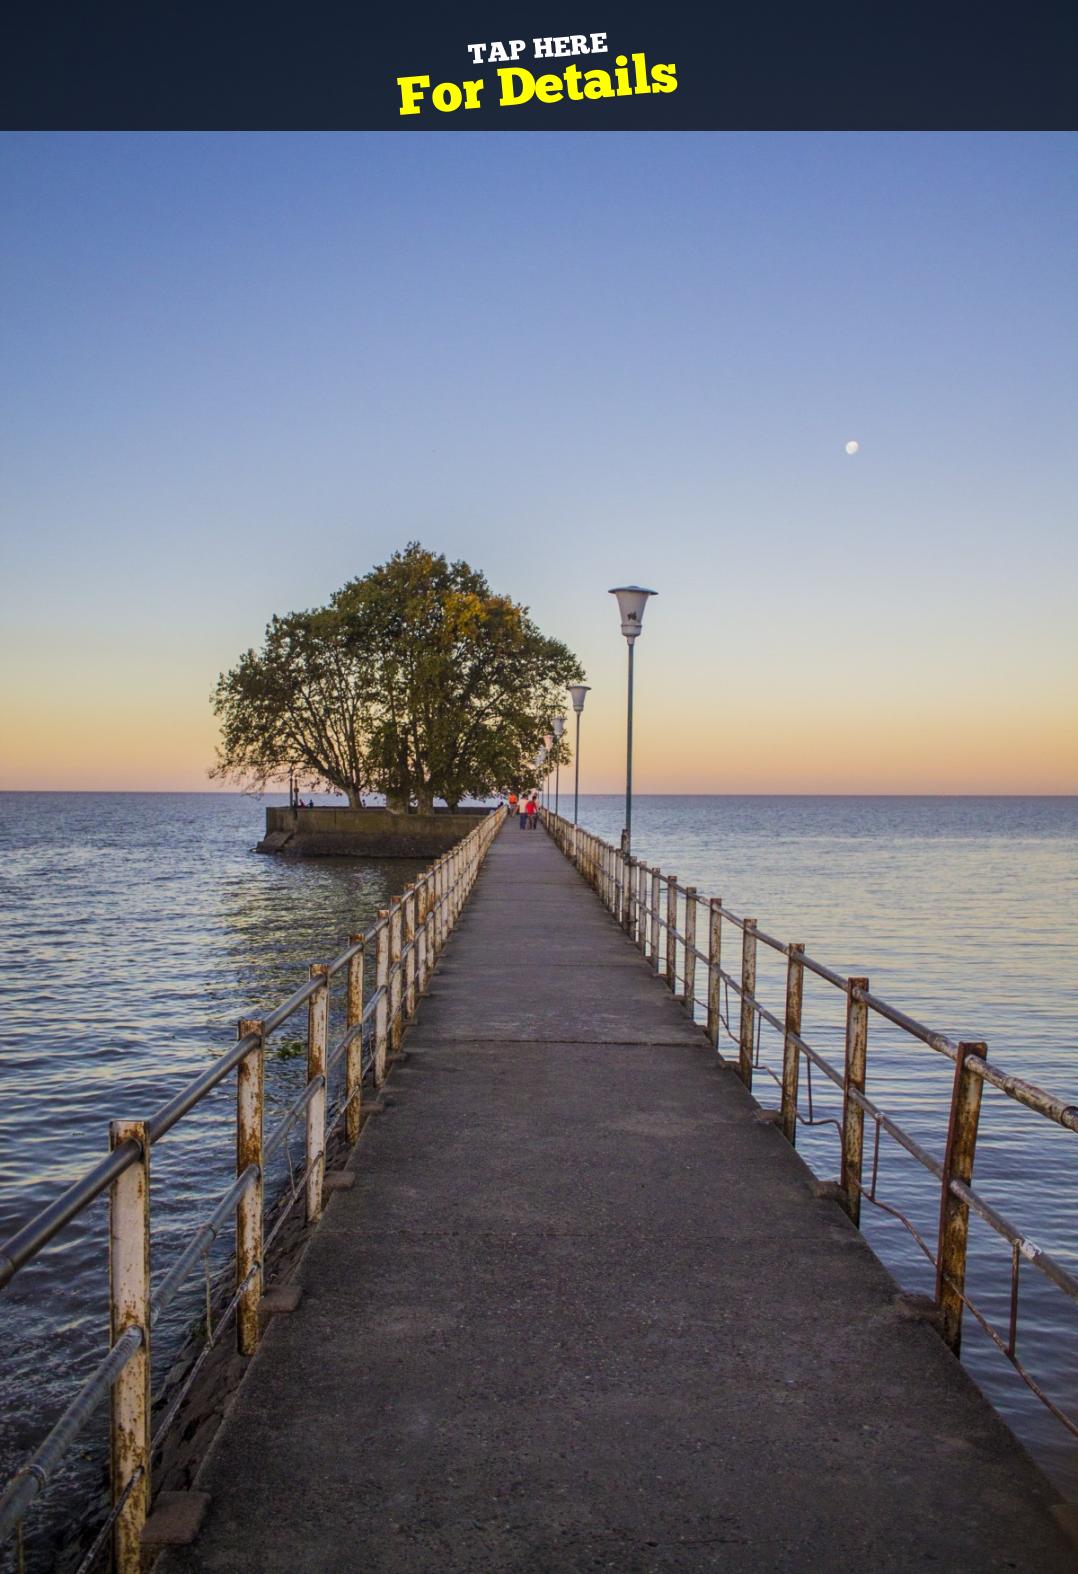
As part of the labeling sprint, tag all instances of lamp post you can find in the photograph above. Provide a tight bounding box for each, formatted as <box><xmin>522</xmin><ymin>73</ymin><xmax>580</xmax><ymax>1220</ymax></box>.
<box><xmin>551</xmin><ymin>715</ymin><xmax>566</xmax><ymax>818</ymax></box>
<box><xmin>542</xmin><ymin>732</ymin><xmax>554</xmax><ymax>810</ymax></box>
<box><xmin>608</xmin><ymin>585</ymin><xmax>657</xmax><ymax>855</ymax></box>
<box><xmin>567</xmin><ymin>686</ymin><xmax>590</xmax><ymax>825</ymax></box>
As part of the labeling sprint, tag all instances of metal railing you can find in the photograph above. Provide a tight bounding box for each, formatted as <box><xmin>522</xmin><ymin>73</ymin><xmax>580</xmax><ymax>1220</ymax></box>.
<box><xmin>0</xmin><ymin>807</ymin><xmax>504</xmax><ymax>1572</ymax></box>
<box><xmin>543</xmin><ymin>808</ymin><xmax>1078</xmax><ymax>1441</ymax></box>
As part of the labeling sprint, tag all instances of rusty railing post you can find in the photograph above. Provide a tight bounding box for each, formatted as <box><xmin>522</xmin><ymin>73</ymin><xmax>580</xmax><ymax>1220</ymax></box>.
<box><xmin>403</xmin><ymin>883</ymin><xmax>417</xmax><ymax>1021</ymax></box>
<box><xmin>780</xmin><ymin>945</ymin><xmax>805</xmax><ymax>1144</ymax></box>
<box><xmin>935</xmin><ymin>1041</ymin><xmax>988</xmax><ymax>1353</ymax></box>
<box><xmin>665</xmin><ymin>876</ymin><xmax>678</xmax><ymax>990</ymax></box>
<box><xmin>427</xmin><ymin>866</ymin><xmax>436</xmax><ymax>966</ymax></box>
<box><xmin>706</xmin><ymin>899</ymin><xmax>723</xmax><ymax>1046</ymax></box>
<box><xmin>374</xmin><ymin>914</ymin><xmax>389</xmax><ymax>1085</ymax></box>
<box><xmin>650</xmin><ymin>867</ymin><xmax>660</xmax><ymax>970</ymax></box>
<box><xmin>436</xmin><ymin>858</ymin><xmax>446</xmax><ymax>953</ymax></box>
<box><xmin>637</xmin><ymin>860</ymin><xmax>648</xmax><ymax>954</ymax></box>
<box><xmin>345</xmin><ymin>938</ymin><xmax>364</xmax><ymax>1144</ymax></box>
<box><xmin>682</xmin><ymin>887</ymin><xmax>697</xmax><ymax>1011</ymax></box>
<box><xmin>738</xmin><ymin>919</ymin><xmax>758</xmax><ymax>1088</ymax></box>
<box><xmin>388</xmin><ymin>897</ymin><xmax>403</xmax><ymax>1053</ymax></box>
<box><xmin>415</xmin><ymin>880</ymin><xmax>428</xmax><ymax>997</ymax></box>
<box><xmin>306</xmin><ymin>964</ymin><xmax>329</xmax><ymax>1222</ymax></box>
<box><xmin>840</xmin><ymin>978</ymin><xmax>870</xmax><ymax>1225</ymax></box>
<box><xmin>236</xmin><ymin>1018</ymin><xmax>264</xmax><ymax>1354</ymax></box>
<box><xmin>624</xmin><ymin>855</ymin><xmax>636</xmax><ymax>934</ymax></box>
<box><xmin>108</xmin><ymin>1119</ymin><xmax>150</xmax><ymax>1574</ymax></box>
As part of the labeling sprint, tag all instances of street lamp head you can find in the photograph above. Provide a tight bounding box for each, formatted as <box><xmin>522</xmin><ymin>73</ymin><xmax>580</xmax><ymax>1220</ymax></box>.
<box><xmin>568</xmin><ymin>684</ymin><xmax>590</xmax><ymax>714</ymax></box>
<box><xmin>534</xmin><ymin>747</ymin><xmax>547</xmax><ymax>766</ymax></box>
<box><xmin>543</xmin><ymin>732</ymin><xmax>554</xmax><ymax>750</ymax></box>
<box><xmin>551</xmin><ymin>714</ymin><xmax>566</xmax><ymax>738</ymax></box>
<box><xmin>609</xmin><ymin>585</ymin><xmax>657</xmax><ymax>643</ymax></box>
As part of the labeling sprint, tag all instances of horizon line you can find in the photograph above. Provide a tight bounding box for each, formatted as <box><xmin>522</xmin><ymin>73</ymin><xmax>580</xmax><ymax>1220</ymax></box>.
<box><xmin>1</xmin><ymin>789</ymin><xmax>1076</xmax><ymax>801</ymax></box>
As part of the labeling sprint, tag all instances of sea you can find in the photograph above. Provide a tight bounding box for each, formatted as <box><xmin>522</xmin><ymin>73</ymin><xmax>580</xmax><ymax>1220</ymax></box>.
<box><xmin>0</xmin><ymin>792</ymin><xmax>1075</xmax><ymax>1566</ymax></box>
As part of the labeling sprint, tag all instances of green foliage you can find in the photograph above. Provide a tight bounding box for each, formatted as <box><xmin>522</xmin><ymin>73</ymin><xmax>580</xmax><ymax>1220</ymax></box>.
<box><xmin>211</xmin><ymin>543</ymin><xmax>584</xmax><ymax>809</ymax></box>
<box><xmin>211</xmin><ymin>606</ymin><xmax>374</xmax><ymax>806</ymax></box>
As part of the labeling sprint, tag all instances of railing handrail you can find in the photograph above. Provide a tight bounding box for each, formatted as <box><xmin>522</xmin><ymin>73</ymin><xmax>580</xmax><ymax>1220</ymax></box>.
<box><xmin>564</xmin><ymin>816</ymin><xmax>1076</xmax><ymax>1134</ymax></box>
<box><xmin>541</xmin><ymin>804</ymin><xmax>1077</xmax><ymax>1450</ymax></box>
<box><xmin>0</xmin><ymin>805</ymin><xmax>505</xmax><ymax>1566</ymax></box>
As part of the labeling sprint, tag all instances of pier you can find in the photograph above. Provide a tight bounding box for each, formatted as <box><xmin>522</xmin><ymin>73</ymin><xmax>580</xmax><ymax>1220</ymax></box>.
<box><xmin>163</xmin><ymin>820</ymin><xmax>1071</xmax><ymax>1570</ymax></box>
<box><xmin>2</xmin><ymin>811</ymin><xmax>1076</xmax><ymax>1572</ymax></box>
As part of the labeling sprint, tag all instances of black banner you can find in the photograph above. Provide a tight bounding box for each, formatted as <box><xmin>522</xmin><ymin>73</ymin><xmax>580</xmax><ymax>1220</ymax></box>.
<box><xmin>4</xmin><ymin>1</ymin><xmax>1076</xmax><ymax>129</ymax></box>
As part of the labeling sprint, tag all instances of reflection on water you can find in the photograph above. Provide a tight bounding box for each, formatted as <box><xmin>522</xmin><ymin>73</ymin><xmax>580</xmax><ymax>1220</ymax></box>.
<box><xmin>0</xmin><ymin>792</ymin><xmax>1075</xmax><ymax>1564</ymax></box>
<box><xmin>0</xmin><ymin>792</ymin><xmax>427</xmax><ymax>1568</ymax></box>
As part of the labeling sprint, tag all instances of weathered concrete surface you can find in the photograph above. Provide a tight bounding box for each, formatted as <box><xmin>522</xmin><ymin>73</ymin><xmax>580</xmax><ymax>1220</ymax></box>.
<box><xmin>163</xmin><ymin>824</ymin><xmax>1075</xmax><ymax>1573</ymax></box>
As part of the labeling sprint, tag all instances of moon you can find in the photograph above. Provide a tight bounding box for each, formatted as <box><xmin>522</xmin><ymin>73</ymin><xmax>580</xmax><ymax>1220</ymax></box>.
<box><xmin>845</xmin><ymin>440</ymin><xmax>859</xmax><ymax>455</ymax></box>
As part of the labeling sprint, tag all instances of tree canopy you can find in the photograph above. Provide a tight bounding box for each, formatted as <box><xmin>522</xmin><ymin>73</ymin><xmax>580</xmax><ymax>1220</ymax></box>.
<box><xmin>211</xmin><ymin>544</ymin><xmax>584</xmax><ymax>810</ymax></box>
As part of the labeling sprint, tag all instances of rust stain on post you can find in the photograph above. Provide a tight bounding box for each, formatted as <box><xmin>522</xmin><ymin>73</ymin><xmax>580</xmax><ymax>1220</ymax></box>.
<box><xmin>108</xmin><ymin>1118</ymin><xmax>150</xmax><ymax>1574</ymax></box>
<box><xmin>403</xmin><ymin>883</ymin><xmax>417</xmax><ymax>1021</ymax></box>
<box><xmin>841</xmin><ymin>978</ymin><xmax>870</xmax><ymax>1225</ymax></box>
<box><xmin>738</xmin><ymin>920</ymin><xmax>758</xmax><ymax>1089</ymax></box>
<box><xmin>345</xmin><ymin>940</ymin><xmax>364</xmax><ymax>1145</ymax></box>
<box><xmin>236</xmin><ymin>1019</ymin><xmax>264</xmax><ymax>1354</ymax></box>
<box><xmin>780</xmin><ymin>946</ymin><xmax>805</xmax><ymax>1144</ymax></box>
<box><xmin>650</xmin><ymin>868</ymin><xmax>661</xmax><ymax>970</ymax></box>
<box><xmin>707</xmin><ymin>899</ymin><xmax>723</xmax><ymax>1046</ymax></box>
<box><xmin>388</xmin><ymin>899</ymin><xmax>403</xmax><ymax>1053</ymax></box>
<box><xmin>682</xmin><ymin>888</ymin><xmax>697</xmax><ymax>1009</ymax></box>
<box><xmin>416</xmin><ymin>880</ymin><xmax>428</xmax><ymax>997</ymax></box>
<box><xmin>624</xmin><ymin>855</ymin><xmax>635</xmax><ymax>935</ymax></box>
<box><xmin>306</xmin><ymin>965</ymin><xmax>329</xmax><ymax>1223</ymax></box>
<box><xmin>435</xmin><ymin>859</ymin><xmax>446</xmax><ymax>954</ymax></box>
<box><xmin>665</xmin><ymin>877</ymin><xmax>678</xmax><ymax>990</ymax></box>
<box><xmin>936</xmin><ymin>1041</ymin><xmax>988</xmax><ymax>1353</ymax></box>
<box><xmin>374</xmin><ymin>914</ymin><xmax>389</xmax><ymax>1085</ymax></box>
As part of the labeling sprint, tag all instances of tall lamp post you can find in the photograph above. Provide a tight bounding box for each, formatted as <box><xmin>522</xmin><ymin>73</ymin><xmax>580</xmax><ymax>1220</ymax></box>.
<box><xmin>567</xmin><ymin>685</ymin><xmax>590</xmax><ymax>824</ymax></box>
<box><xmin>608</xmin><ymin>585</ymin><xmax>657</xmax><ymax>855</ymax></box>
<box><xmin>551</xmin><ymin>714</ymin><xmax>566</xmax><ymax>817</ymax></box>
<box><xmin>542</xmin><ymin>732</ymin><xmax>554</xmax><ymax>810</ymax></box>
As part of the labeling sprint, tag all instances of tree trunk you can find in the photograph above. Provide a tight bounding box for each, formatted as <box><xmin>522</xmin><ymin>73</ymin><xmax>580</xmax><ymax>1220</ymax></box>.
<box><xmin>414</xmin><ymin>787</ymin><xmax>435</xmax><ymax>814</ymax></box>
<box><xmin>347</xmin><ymin>788</ymin><xmax>364</xmax><ymax>810</ymax></box>
<box><xmin>385</xmin><ymin>790</ymin><xmax>408</xmax><ymax>815</ymax></box>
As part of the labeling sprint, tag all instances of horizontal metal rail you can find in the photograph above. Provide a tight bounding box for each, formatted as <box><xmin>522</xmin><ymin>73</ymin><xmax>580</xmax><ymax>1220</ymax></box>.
<box><xmin>0</xmin><ymin>1139</ymin><xmax>141</xmax><ymax>1291</ymax></box>
<box><xmin>263</xmin><ymin>1075</ymin><xmax>326</xmax><ymax>1161</ymax></box>
<box><xmin>150</xmin><ymin>1166</ymin><xmax>259</xmax><ymax>1323</ymax></box>
<box><xmin>0</xmin><ymin>1326</ymin><xmax>143</xmax><ymax>1538</ymax></box>
<box><xmin>544</xmin><ymin>805</ymin><xmax>1077</xmax><ymax>1445</ymax></box>
<box><xmin>0</xmin><ymin>804</ymin><xmax>506</xmax><ymax>1569</ymax></box>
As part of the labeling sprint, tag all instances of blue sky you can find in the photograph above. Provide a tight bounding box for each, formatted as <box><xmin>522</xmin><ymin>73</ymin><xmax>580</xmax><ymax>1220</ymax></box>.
<box><xmin>1</xmin><ymin>133</ymin><xmax>1075</xmax><ymax>790</ymax></box>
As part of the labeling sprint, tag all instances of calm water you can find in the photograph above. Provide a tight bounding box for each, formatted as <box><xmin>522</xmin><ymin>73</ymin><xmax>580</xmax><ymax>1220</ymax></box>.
<box><xmin>1</xmin><ymin>792</ymin><xmax>1076</xmax><ymax>1564</ymax></box>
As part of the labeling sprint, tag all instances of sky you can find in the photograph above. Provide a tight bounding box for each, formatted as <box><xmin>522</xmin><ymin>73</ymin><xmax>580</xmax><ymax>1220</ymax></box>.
<box><xmin>1</xmin><ymin>132</ymin><xmax>1075</xmax><ymax>794</ymax></box>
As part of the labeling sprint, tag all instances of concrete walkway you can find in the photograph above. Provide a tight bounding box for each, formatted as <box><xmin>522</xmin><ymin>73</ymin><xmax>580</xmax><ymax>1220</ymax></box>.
<box><xmin>164</xmin><ymin>822</ymin><xmax>1074</xmax><ymax>1573</ymax></box>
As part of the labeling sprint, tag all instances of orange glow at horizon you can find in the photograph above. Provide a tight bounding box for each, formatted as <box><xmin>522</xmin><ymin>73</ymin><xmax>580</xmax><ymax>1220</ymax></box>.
<box><xmin>2</xmin><ymin>686</ymin><xmax>1075</xmax><ymax>795</ymax></box>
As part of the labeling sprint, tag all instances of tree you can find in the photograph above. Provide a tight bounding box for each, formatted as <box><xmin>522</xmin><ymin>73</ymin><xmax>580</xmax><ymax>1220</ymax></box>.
<box><xmin>210</xmin><ymin>544</ymin><xmax>585</xmax><ymax>810</ymax></box>
<box><xmin>210</xmin><ymin>607</ymin><xmax>375</xmax><ymax>807</ymax></box>
<box><xmin>334</xmin><ymin>544</ymin><xmax>584</xmax><ymax>810</ymax></box>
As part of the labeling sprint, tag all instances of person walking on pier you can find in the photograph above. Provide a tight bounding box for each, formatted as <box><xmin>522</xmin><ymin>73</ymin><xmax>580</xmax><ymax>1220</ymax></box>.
<box><xmin>525</xmin><ymin>793</ymin><xmax>538</xmax><ymax>829</ymax></box>
<box><xmin>518</xmin><ymin>795</ymin><xmax>529</xmax><ymax>829</ymax></box>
